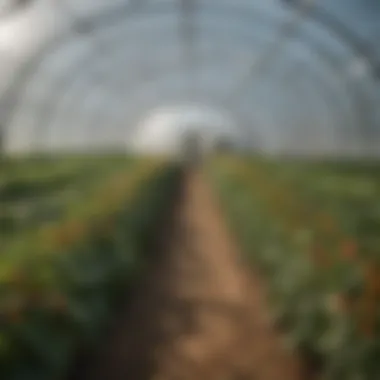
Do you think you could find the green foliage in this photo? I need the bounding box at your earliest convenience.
[209,156,380,379]
[0,157,181,380]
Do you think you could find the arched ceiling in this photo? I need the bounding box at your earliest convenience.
[0,0,379,155]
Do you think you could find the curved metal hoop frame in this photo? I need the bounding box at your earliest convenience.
[1,0,379,154]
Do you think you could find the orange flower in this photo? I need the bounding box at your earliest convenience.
[51,220,87,249]
[359,319,375,338]
[50,227,70,248]
[327,293,350,315]
[364,264,380,296]
[5,297,25,324]
[340,239,358,261]
[8,309,23,324]
[356,295,377,338]
[47,294,68,315]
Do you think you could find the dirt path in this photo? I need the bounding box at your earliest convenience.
[78,169,303,380]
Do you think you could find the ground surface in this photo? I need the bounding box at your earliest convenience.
[76,169,303,380]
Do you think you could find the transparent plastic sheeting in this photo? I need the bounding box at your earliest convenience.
[0,0,379,156]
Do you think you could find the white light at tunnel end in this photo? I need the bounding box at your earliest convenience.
[128,103,241,157]
[347,56,370,79]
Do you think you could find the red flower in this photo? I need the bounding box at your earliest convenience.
[357,295,377,338]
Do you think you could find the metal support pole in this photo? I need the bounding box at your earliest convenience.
[179,0,197,99]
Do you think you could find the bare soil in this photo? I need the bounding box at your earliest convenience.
[73,169,304,380]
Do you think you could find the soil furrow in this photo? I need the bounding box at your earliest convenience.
[72,169,302,380]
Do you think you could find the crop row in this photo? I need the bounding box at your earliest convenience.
[0,157,138,247]
[0,158,181,380]
[209,156,380,380]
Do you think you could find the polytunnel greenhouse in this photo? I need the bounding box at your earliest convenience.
[0,1,379,380]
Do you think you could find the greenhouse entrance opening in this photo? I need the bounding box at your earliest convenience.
[129,104,238,159]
